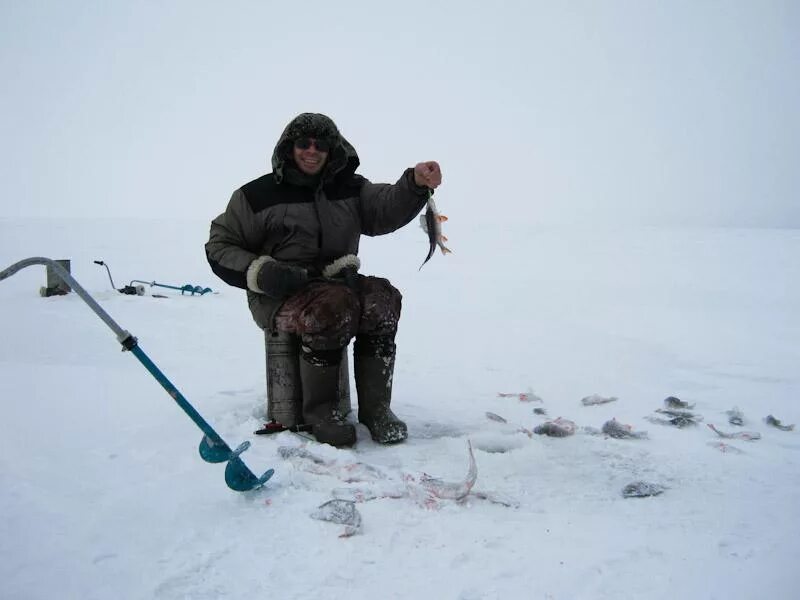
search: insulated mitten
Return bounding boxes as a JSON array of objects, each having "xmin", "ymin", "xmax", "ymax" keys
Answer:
[
  {"xmin": 323, "ymin": 255, "xmax": 361, "ymax": 292},
  {"xmin": 249, "ymin": 257, "xmax": 308, "ymax": 299}
]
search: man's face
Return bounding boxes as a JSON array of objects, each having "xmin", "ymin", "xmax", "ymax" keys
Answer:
[{"xmin": 292, "ymin": 137, "xmax": 330, "ymax": 175}]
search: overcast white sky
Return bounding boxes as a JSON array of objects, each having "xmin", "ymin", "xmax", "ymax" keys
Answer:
[{"xmin": 1, "ymin": 0, "xmax": 798, "ymax": 227}]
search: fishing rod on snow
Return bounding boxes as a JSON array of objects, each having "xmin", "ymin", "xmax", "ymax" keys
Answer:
[{"xmin": 94, "ymin": 260, "xmax": 213, "ymax": 296}]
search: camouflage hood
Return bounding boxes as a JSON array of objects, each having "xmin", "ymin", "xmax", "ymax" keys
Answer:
[{"xmin": 271, "ymin": 113, "xmax": 360, "ymax": 186}]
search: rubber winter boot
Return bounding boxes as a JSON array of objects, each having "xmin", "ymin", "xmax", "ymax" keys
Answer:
[
  {"xmin": 299, "ymin": 352, "xmax": 356, "ymax": 448},
  {"xmin": 354, "ymin": 335, "xmax": 408, "ymax": 444}
]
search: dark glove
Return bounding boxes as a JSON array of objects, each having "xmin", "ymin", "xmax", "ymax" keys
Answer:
[
  {"xmin": 340, "ymin": 266, "xmax": 360, "ymax": 291},
  {"xmin": 256, "ymin": 259, "xmax": 308, "ymax": 300},
  {"xmin": 326, "ymin": 264, "xmax": 360, "ymax": 292},
  {"xmin": 322, "ymin": 255, "xmax": 361, "ymax": 292}
]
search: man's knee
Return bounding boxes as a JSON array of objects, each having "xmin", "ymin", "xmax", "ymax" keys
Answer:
[
  {"xmin": 294, "ymin": 284, "xmax": 360, "ymax": 350},
  {"xmin": 358, "ymin": 276, "xmax": 402, "ymax": 336}
]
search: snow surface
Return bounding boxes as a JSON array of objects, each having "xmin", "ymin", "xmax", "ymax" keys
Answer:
[{"xmin": 1, "ymin": 217, "xmax": 799, "ymax": 599}]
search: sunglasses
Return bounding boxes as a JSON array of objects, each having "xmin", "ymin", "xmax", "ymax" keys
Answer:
[{"xmin": 294, "ymin": 137, "xmax": 331, "ymax": 152}]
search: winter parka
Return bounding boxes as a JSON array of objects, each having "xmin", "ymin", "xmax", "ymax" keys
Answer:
[{"xmin": 205, "ymin": 113, "xmax": 430, "ymax": 331}]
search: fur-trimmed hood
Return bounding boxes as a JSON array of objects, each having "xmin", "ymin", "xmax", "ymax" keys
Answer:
[{"xmin": 271, "ymin": 113, "xmax": 360, "ymax": 186}]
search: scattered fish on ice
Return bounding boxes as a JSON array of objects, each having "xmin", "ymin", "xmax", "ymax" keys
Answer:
[
  {"xmin": 277, "ymin": 446, "xmax": 388, "ymax": 483},
  {"xmin": 533, "ymin": 417, "xmax": 576, "ymax": 437},
  {"xmin": 311, "ymin": 499, "xmax": 362, "ymax": 537},
  {"xmin": 664, "ymin": 396, "xmax": 695, "ymax": 409},
  {"xmin": 581, "ymin": 394, "xmax": 618, "ymax": 406},
  {"xmin": 485, "ymin": 411, "xmax": 507, "ymax": 423},
  {"xmin": 333, "ymin": 482, "xmax": 518, "ymax": 509},
  {"xmin": 707, "ymin": 424, "xmax": 761, "ymax": 441},
  {"xmin": 600, "ymin": 418, "xmax": 648, "ymax": 439},
  {"xmin": 726, "ymin": 407, "xmax": 745, "ymax": 426},
  {"xmin": 279, "ymin": 440, "xmax": 509, "ymax": 510},
  {"xmin": 765, "ymin": 415, "xmax": 795, "ymax": 431},
  {"xmin": 533, "ymin": 407, "xmax": 548, "ymax": 416},
  {"xmin": 404, "ymin": 440, "xmax": 478, "ymax": 508},
  {"xmin": 497, "ymin": 390, "xmax": 543, "ymax": 403},
  {"xmin": 646, "ymin": 408, "xmax": 703, "ymax": 428},
  {"xmin": 656, "ymin": 408, "xmax": 702, "ymax": 420},
  {"xmin": 622, "ymin": 481, "xmax": 666, "ymax": 498},
  {"xmin": 646, "ymin": 415, "xmax": 698, "ymax": 428}
]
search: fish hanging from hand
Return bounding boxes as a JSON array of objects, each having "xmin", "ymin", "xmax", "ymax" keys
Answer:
[{"xmin": 419, "ymin": 192, "xmax": 451, "ymax": 270}]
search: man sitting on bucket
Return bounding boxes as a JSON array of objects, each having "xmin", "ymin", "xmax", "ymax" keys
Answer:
[{"xmin": 206, "ymin": 113, "xmax": 442, "ymax": 448}]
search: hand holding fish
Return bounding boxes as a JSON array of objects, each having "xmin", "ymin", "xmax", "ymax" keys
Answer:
[
  {"xmin": 415, "ymin": 161, "xmax": 449, "ymax": 269},
  {"xmin": 413, "ymin": 161, "xmax": 442, "ymax": 189}
]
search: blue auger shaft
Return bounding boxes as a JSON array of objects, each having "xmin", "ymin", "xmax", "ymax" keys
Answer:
[
  {"xmin": 0, "ymin": 257, "xmax": 271, "ymax": 491},
  {"xmin": 127, "ymin": 342, "xmax": 229, "ymax": 448}
]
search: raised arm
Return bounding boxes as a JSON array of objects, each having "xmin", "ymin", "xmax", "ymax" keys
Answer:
[{"xmin": 359, "ymin": 161, "xmax": 441, "ymax": 236}]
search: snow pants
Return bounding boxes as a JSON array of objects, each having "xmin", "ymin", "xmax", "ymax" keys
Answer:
[{"xmin": 273, "ymin": 276, "xmax": 402, "ymax": 356}]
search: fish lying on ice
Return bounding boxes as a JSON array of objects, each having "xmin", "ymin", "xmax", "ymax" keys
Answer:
[
  {"xmin": 707, "ymin": 424, "xmax": 760, "ymax": 441},
  {"xmin": 498, "ymin": 391, "xmax": 544, "ymax": 403},
  {"xmin": 332, "ymin": 484, "xmax": 518, "ymax": 508},
  {"xmin": 581, "ymin": 394, "xmax": 618, "ymax": 406},
  {"xmin": 601, "ymin": 418, "xmax": 648, "ymax": 439},
  {"xmin": 279, "ymin": 440, "xmax": 497, "ymax": 510},
  {"xmin": 646, "ymin": 408, "xmax": 703, "ymax": 428},
  {"xmin": 646, "ymin": 415, "xmax": 699, "ymax": 428},
  {"xmin": 485, "ymin": 411, "xmax": 508, "ymax": 423},
  {"xmin": 656, "ymin": 408, "xmax": 701, "ymax": 419},
  {"xmin": 765, "ymin": 415, "xmax": 795, "ymax": 431},
  {"xmin": 311, "ymin": 499, "xmax": 362, "ymax": 537},
  {"xmin": 418, "ymin": 195, "xmax": 451, "ymax": 270},
  {"xmin": 405, "ymin": 440, "xmax": 478, "ymax": 506},
  {"xmin": 664, "ymin": 396, "xmax": 695, "ymax": 409},
  {"xmin": 533, "ymin": 417, "xmax": 576, "ymax": 437},
  {"xmin": 622, "ymin": 481, "xmax": 666, "ymax": 498},
  {"xmin": 726, "ymin": 407, "xmax": 744, "ymax": 426}
]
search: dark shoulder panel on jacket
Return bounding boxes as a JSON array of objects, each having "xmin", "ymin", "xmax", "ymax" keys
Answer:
[
  {"xmin": 240, "ymin": 173, "xmax": 314, "ymax": 213},
  {"xmin": 326, "ymin": 174, "xmax": 367, "ymax": 201}
]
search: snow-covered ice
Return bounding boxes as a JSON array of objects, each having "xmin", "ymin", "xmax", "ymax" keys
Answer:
[{"xmin": 1, "ymin": 218, "xmax": 799, "ymax": 599}]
